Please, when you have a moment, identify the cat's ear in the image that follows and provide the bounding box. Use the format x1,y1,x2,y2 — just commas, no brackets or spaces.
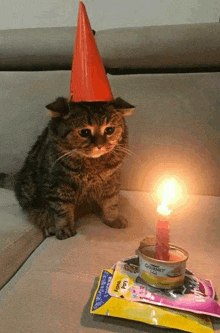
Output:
112,97,135,116
46,97,69,118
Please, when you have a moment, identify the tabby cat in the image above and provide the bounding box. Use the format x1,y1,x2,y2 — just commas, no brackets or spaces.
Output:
14,97,134,239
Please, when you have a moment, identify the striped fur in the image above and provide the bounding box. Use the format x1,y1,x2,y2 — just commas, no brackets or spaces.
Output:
14,97,134,239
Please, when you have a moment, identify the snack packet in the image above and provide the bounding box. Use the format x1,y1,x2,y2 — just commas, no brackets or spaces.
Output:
108,261,220,318
90,269,214,333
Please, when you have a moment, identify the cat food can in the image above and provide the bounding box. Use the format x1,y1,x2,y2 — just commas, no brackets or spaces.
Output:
138,244,189,289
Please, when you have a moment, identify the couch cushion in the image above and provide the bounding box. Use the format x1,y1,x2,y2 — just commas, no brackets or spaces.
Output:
0,190,220,332
0,189,44,289
96,23,220,72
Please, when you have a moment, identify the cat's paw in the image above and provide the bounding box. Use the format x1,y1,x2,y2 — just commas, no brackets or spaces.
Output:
56,225,77,240
102,215,128,229
43,226,56,237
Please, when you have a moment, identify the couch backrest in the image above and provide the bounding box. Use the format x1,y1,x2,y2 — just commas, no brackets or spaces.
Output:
1,23,220,72
1,23,220,196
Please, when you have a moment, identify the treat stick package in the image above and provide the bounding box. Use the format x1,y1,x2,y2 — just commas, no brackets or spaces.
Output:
108,261,220,319
90,269,214,333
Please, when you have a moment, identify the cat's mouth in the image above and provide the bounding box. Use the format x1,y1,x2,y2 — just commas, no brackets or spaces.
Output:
80,144,116,159
90,147,108,158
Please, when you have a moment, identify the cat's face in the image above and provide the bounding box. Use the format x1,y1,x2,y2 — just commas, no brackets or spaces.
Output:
46,97,134,159
65,103,126,158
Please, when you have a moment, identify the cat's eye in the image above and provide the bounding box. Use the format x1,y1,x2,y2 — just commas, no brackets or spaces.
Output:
79,129,91,137
105,127,115,135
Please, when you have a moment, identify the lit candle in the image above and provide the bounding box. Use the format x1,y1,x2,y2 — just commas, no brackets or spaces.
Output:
155,179,176,261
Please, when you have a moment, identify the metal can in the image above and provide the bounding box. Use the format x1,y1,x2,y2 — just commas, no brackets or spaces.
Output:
138,244,189,289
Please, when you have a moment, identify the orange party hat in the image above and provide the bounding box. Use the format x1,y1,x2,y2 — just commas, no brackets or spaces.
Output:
69,1,114,102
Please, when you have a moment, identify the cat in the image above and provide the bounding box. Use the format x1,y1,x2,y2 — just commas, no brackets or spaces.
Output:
14,96,135,240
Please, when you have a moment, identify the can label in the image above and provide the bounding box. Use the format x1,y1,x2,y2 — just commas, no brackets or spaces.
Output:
142,260,183,278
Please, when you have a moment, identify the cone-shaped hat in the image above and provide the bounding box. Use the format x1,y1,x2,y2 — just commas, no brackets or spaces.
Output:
69,1,114,102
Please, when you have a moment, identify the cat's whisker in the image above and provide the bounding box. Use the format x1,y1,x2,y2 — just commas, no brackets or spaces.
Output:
113,146,131,156
119,145,139,157
118,148,139,160
114,145,140,160
49,150,69,161
50,149,77,171
109,149,118,159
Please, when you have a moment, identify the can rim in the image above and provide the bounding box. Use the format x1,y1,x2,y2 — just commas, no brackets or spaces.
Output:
138,243,189,265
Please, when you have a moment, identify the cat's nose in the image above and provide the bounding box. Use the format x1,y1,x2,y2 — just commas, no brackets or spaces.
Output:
94,136,105,149
96,143,104,150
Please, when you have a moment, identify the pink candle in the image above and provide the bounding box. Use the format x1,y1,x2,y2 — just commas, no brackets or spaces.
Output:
156,213,170,261
155,179,175,261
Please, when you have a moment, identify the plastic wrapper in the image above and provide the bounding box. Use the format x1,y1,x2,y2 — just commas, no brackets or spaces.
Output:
90,269,214,333
109,261,220,318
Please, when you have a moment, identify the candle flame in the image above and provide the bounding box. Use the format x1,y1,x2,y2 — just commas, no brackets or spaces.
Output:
157,178,176,216
157,204,171,216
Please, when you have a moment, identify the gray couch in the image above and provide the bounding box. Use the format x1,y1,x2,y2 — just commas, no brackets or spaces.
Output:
1,23,220,332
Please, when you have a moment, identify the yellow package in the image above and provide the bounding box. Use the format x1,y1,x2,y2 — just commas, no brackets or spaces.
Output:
90,269,213,333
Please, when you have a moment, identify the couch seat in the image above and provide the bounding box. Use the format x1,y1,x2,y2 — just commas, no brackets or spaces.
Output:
0,189,220,332
0,189,43,289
